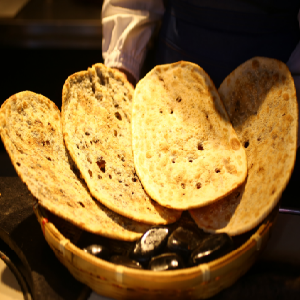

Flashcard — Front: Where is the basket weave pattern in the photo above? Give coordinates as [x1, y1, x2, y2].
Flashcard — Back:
[33, 204, 276, 300]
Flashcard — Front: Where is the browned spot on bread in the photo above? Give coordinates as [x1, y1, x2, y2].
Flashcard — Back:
[283, 93, 289, 101]
[252, 59, 259, 69]
[272, 73, 279, 82]
[230, 138, 240, 150]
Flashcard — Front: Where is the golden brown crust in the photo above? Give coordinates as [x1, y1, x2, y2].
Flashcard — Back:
[190, 57, 298, 235]
[61, 63, 181, 224]
[132, 61, 248, 210]
[0, 91, 152, 241]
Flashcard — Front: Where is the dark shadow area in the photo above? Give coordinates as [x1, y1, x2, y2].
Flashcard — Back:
[0, 177, 90, 300]
[211, 260, 300, 300]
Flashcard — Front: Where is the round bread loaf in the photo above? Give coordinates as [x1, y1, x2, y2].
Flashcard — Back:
[61, 63, 181, 225]
[132, 61, 248, 210]
[190, 57, 298, 235]
[0, 91, 152, 241]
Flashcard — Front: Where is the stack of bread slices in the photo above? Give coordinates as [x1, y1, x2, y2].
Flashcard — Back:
[0, 57, 297, 241]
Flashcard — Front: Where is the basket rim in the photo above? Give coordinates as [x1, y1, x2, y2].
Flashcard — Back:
[34, 203, 277, 279]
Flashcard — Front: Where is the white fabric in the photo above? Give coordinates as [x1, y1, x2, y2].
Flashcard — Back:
[101, 0, 164, 81]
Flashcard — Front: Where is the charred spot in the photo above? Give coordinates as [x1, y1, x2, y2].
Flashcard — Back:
[16, 162, 21, 166]
[244, 141, 249, 148]
[79, 202, 85, 208]
[198, 143, 204, 150]
[96, 159, 106, 173]
[115, 112, 122, 120]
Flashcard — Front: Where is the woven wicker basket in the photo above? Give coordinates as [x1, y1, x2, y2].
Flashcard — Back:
[33, 203, 278, 300]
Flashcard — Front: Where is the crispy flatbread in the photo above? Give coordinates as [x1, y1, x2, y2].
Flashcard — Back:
[190, 57, 298, 235]
[0, 91, 152, 241]
[61, 63, 181, 224]
[132, 61, 247, 210]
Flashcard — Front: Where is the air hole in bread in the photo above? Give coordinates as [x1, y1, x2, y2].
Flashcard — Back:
[47, 157, 52, 161]
[196, 183, 201, 189]
[115, 112, 122, 120]
[88, 170, 92, 177]
[235, 192, 240, 198]
[77, 145, 79, 149]
[176, 97, 182, 103]
[181, 183, 186, 189]
[172, 158, 176, 163]
[189, 159, 193, 163]
[96, 159, 106, 173]
[16, 162, 21, 166]
[170, 110, 174, 114]
[215, 168, 220, 173]
[159, 109, 163, 114]
[132, 177, 137, 182]
[257, 137, 261, 142]
[79, 202, 85, 208]
[87, 157, 92, 164]
[42, 140, 50, 146]
[114, 104, 119, 108]
[244, 141, 249, 148]
[114, 130, 117, 137]
[198, 143, 204, 150]
[98, 175, 102, 179]
[109, 174, 112, 179]
[85, 132, 90, 136]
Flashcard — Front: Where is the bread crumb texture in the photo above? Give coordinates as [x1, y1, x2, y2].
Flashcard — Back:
[61, 64, 181, 224]
[132, 61, 248, 210]
[0, 91, 153, 241]
[190, 57, 298, 235]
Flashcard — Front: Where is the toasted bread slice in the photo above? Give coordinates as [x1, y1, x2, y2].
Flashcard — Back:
[190, 57, 298, 235]
[132, 61, 247, 210]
